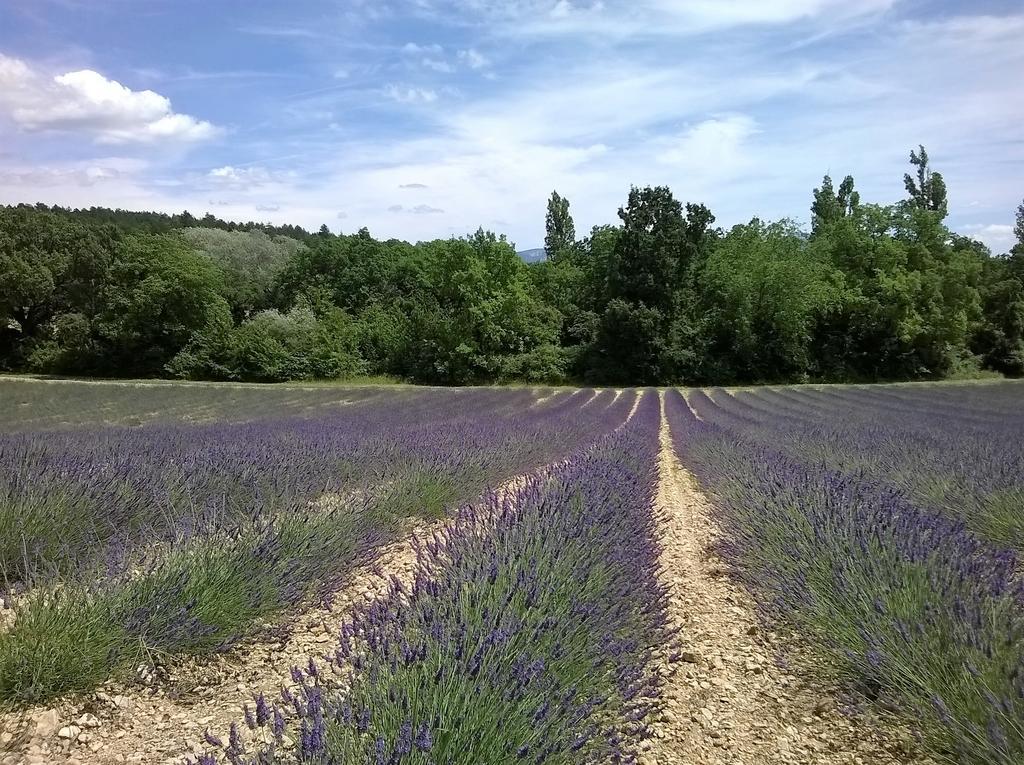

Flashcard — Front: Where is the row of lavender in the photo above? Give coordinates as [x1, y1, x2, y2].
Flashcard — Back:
[696, 382, 1024, 551]
[0, 384, 636, 704]
[0, 379, 393, 431]
[665, 386, 1024, 764]
[204, 390, 668, 764]
[0, 385, 579, 580]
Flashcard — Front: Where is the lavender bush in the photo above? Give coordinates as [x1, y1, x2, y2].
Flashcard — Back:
[0, 384, 636, 704]
[206, 390, 668, 764]
[666, 386, 1024, 764]
[690, 382, 1024, 550]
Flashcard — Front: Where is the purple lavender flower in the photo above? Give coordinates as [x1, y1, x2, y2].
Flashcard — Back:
[272, 708, 286, 740]
[243, 704, 256, 731]
[203, 731, 223, 748]
[414, 722, 433, 752]
[254, 693, 271, 726]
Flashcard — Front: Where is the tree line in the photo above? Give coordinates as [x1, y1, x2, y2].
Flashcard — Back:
[1, 146, 1022, 385]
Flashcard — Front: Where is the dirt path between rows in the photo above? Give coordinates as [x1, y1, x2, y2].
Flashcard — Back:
[642, 392, 929, 765]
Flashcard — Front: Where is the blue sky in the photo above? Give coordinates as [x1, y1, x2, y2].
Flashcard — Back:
[1, 0, 1021, 252]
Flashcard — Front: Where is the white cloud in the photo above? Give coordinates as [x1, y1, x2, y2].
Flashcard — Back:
[238, 25, 323, 39]
[658, 115, 758, 169]
[384, 85, 439, 103]
[549, 0, 574, 19]
[3, 8, 1021, 258]
[208, 165, 275, 186]
[421, 58, 455, 73]
[400, 43, 455, 73]
[386, 201, 447, 215]
[0, 54, 219, 144]
[899, 13, 1024, 47]
[457, 48, 489, 70]
[645, 0, 893, 28]
[205, 165, 296, 192]
[401, 42, 444, 55]
[961, 223, 1016, 253]
[0, 164, 123, 187]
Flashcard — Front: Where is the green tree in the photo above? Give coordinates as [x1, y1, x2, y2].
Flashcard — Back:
[974, 262, 1024, 377]
[168, 299, 364, 382]
[591, 299, 666, 383]
[0, 205, 118, 371]
[1015, 200, 1024, 253]
[702, 219, 841, 382]
[904, 145, 948, 218]
[273, 230, 421, 314]
[586, 186, 687, 383]
[812, 174, 860, 232]
[1011, 199, 1024, 275]
[164, 300, 236, 380]
[544, 191, 576, 261]
[971, 200, 1024, 376]
[401, 231, 561, 384]
[810, 198, 981, 380]
[95, 234, 227, 375]
[181, 228, 305, 319]
[607, 186, 684, 312]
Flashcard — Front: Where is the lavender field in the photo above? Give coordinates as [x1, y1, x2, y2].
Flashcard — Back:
[0, 378, 1022, 765]
[668, 381, 1024, 765]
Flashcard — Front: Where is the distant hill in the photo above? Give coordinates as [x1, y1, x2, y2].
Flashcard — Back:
[517, 248, 546, 263]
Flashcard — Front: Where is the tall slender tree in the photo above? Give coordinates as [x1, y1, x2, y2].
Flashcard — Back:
[544, 191, 576, 260]
[1013, 199, 1024, 256]
[904, 145, 948, 217]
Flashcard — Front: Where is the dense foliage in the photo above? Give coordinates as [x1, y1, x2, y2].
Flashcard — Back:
[2, 147, 1022, 384]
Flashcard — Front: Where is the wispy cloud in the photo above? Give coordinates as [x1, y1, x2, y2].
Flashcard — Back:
[387, 202, 446, 214]
[238, 24, 324, 39]
[425, 0, 897, 39]
[421, 57, 455, 73]
[0, 163, 125, 186]
[962, 223, 1016, 253]
[457, 48, 489, 69]
[402, 42, 444, 55]
[1, 3, 1021, 255]
[657, 115, 758, 173]
[384, 84, 439, 103]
